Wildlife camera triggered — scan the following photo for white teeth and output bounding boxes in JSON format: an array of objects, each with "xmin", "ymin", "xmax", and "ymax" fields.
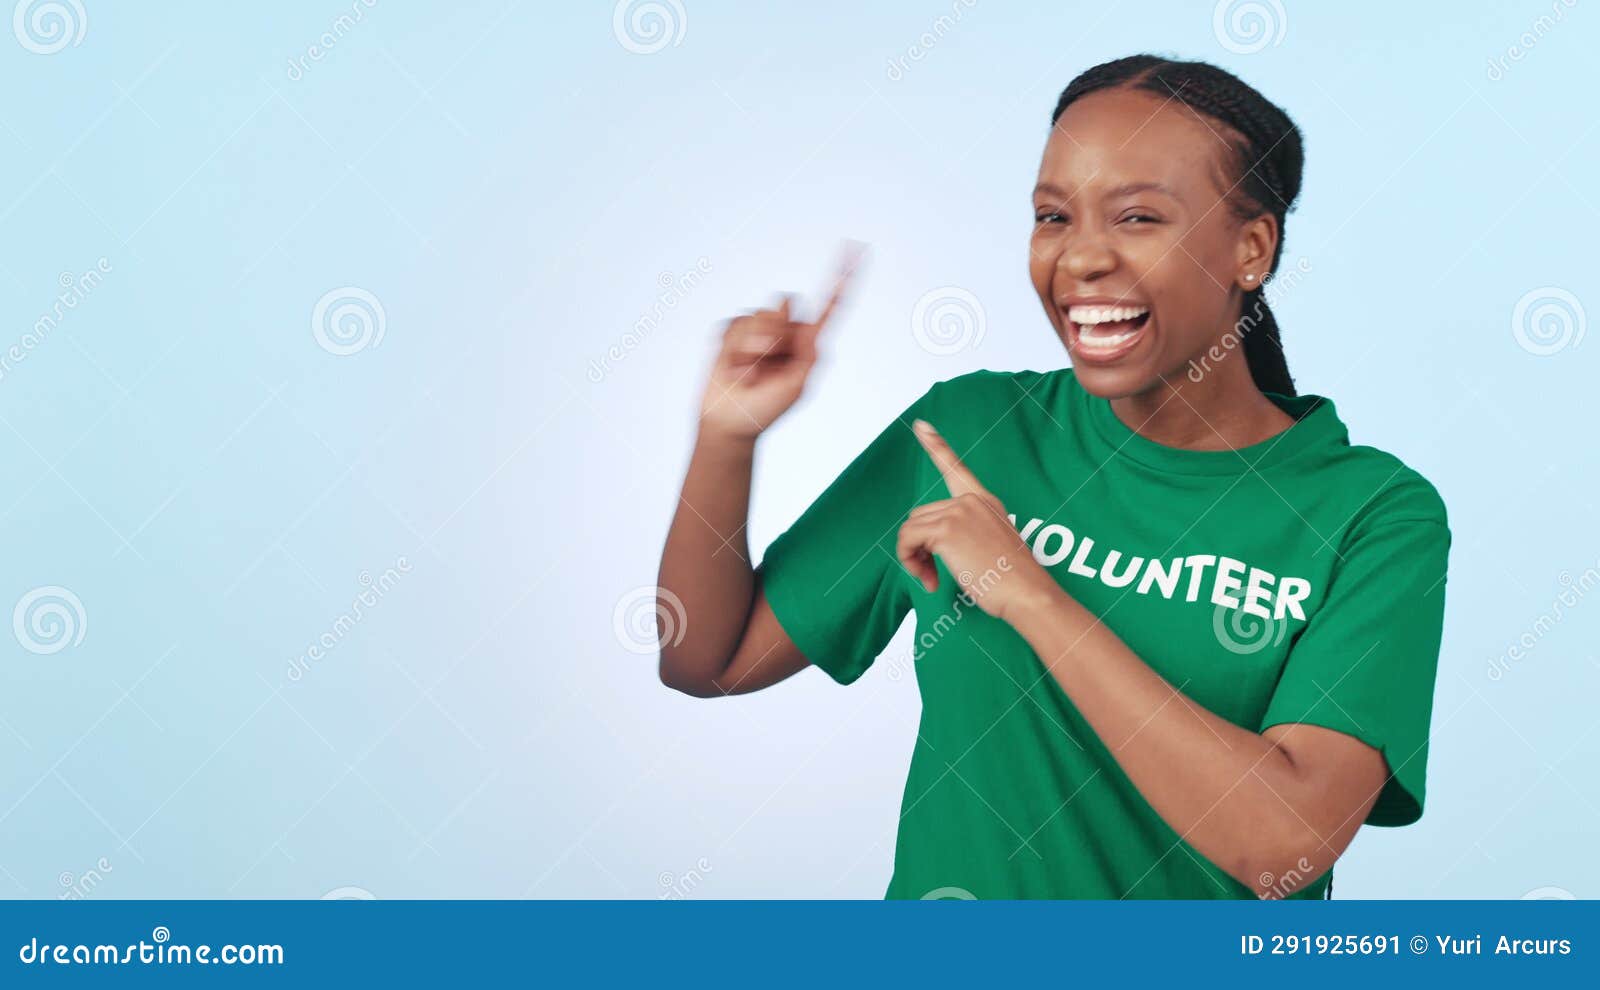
[
  {"xmin": 1067, "ymin": 304, "xmax": 1149, "ymax": 326},
  {"xmin": 1075, "ymin": 329, "xmax": 1138, "ymax": 349}
]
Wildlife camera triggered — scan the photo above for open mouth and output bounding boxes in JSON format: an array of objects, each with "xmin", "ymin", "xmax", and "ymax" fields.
[{"xmin": 1065, "ymin": 304, "xmax": 1151, "ymax": 362}]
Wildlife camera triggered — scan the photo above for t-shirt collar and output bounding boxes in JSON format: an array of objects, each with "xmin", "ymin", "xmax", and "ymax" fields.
[{"xmin": 1077, "ymin": 374, "xmax": 1348, "ymax": 476}]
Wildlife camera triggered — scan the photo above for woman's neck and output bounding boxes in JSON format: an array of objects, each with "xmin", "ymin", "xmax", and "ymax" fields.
[{"xmin": 1110, "ymin": 364, "xmax": 1298, "ymax": 452}]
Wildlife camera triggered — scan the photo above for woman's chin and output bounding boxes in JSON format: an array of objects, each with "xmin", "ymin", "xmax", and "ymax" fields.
[
  {"xmin": 1059, "ymin": 330, "xmax": 1165, "ymax": 398},
  {"xmin": 1070, "ymin": 362, "xmax": 1162, "ymax": 399}
]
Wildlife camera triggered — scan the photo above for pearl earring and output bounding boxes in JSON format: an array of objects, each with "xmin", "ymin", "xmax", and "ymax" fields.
[{"xmin": 1244, "ymin": 274, "xmax": 1256, "ymax": 283}]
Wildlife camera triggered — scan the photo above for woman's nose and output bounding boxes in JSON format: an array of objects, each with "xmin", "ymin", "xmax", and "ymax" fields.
[{"xmin": 1058, "ymin": 232, "xmax": 1118, "ymax": 282}]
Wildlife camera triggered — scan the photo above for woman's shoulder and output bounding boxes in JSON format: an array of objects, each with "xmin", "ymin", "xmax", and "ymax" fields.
[{"xmin": 1317, "ymin": 425, "xmax": 1450, "ymax": 539}]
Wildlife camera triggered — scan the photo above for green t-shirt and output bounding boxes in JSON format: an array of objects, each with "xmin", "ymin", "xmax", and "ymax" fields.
[{"xmin": 759, "ymin": 367, "xmax": 1451, "ymax": 900}]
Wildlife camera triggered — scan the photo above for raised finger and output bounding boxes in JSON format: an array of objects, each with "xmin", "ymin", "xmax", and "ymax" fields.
[
  {"xmin": 811, "ymin": 240, "xmax": 865, "ymax": 331},
  {"xmin": 911, "ymin": 419, "xmax": 990, "ymax": 498}
]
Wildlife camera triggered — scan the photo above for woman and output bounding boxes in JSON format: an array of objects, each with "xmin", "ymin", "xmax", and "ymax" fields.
[{"xmin": 655, "ymin": 54, "xmax": 1451, "ymax": 900}]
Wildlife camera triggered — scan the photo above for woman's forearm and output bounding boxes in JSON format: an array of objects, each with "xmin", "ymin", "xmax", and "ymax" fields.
[
  {"xmin": 1001, "ymin": 581, "xmax": 1322, "ymax": 894},
  {"xmin": 655, "ymin": 246, "xmax": 858, "ymax": 689},
  {"xmin": 655, "ymin": 429, "xmax": 759, "ymax": 688}
]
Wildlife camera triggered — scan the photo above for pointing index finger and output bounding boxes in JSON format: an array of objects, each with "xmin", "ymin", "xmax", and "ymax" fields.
[
  {"xmin": 911, "ymin": 419, "xmax": 989, "ymax": 498},
  {"xmin": 811, "ymin": 240, "xmax": 865, "ymax": 331}
]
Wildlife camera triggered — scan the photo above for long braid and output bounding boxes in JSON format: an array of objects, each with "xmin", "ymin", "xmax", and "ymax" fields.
[{"xmin": 1050, "ymin": 57, "xmax": 1305, "ymax": 397}]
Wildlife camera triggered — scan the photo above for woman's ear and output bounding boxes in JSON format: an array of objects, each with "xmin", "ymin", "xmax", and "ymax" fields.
[{"xmin": 1235, "ymin": 213, "xmax": 1278, "ymax": 289}]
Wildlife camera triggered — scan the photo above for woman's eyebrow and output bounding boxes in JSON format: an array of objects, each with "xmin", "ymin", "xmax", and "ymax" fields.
[{"xmin": 1033, "ymin": 180, "xmax": 1179, "ymax": 200}]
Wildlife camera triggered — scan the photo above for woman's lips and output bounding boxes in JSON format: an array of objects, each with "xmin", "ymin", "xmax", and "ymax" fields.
[{"xmin": 1066, "ymin": 310, "xmax": 1152, "ymax": 364}]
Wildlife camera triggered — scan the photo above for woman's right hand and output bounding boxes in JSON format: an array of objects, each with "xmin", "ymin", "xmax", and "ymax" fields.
[{"xmin": 697, "ymin": 244, "xmax": 861, "ymax": 441}]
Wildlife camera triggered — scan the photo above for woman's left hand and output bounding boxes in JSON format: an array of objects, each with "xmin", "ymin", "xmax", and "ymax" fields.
[{"xmin": 898, "ymin": 419, "xmax": 1058, "ymax": 621}]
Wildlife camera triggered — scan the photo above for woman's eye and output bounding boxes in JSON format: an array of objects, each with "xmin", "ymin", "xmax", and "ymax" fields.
[
  {"xmin": 1120, "ymin": 214, "xmax": 1158, "ymax": 225},
  {"xmin": 1034, "ymin": 212, "xmax": 1066, "ymax": 225}
]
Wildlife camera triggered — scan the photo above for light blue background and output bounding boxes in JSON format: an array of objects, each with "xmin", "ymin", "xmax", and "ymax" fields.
[{"xmin": 0, "ymin": 1, "xmax": 1595, "ymax": 899}]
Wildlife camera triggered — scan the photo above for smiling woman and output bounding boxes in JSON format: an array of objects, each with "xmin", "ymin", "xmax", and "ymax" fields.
[
  {"xmin": 1031, "ymin": 56, "xmax": 1304, "ymax": 425},
  {"xmin": 656, "ymin": 54, "xmax": 1451, "ymax": 901}
]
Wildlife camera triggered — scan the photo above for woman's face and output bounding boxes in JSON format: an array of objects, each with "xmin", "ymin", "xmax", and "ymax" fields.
[{"xmin": 1030, "ymin": 86, "xmax": 1274, "ymax": 399}]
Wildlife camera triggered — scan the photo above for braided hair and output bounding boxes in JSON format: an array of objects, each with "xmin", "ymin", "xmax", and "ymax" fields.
[{"xmin": 1050, "ymin": 55, "xmax": 1304, "ymax": 397}]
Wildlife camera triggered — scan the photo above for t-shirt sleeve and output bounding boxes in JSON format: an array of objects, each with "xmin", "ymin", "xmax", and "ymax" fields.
[
  {"xmin": 1257, "ymin": 510, "xmax": 1452, "ymax": 826},
  {"xmin": 757, "ymin": 385, "xmax": 939, "ymax": 685}
]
